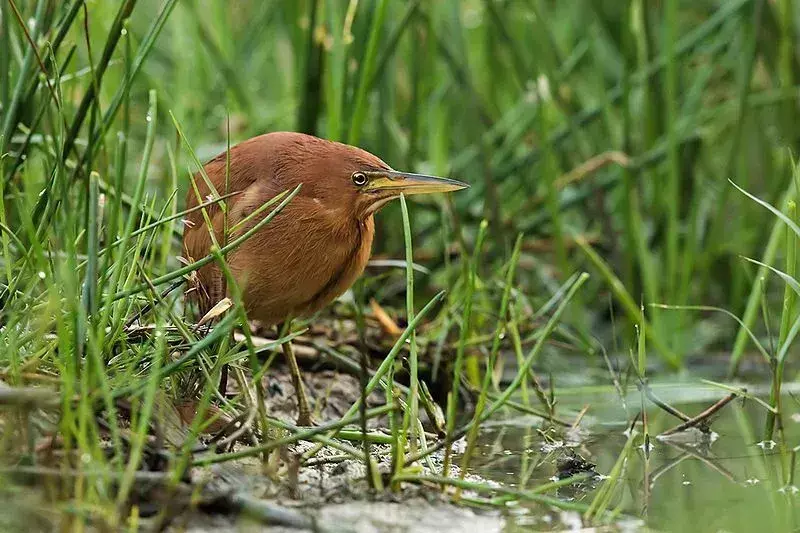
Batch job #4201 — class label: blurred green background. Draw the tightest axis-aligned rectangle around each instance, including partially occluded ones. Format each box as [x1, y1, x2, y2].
[3, 0, 799, 371]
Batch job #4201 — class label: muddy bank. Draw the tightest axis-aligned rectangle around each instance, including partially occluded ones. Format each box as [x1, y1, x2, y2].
[159, 364, 505, 532]
[160, 438, 506, 532]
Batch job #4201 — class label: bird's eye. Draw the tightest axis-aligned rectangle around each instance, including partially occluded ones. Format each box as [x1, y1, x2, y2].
[352, 172, 368, 186]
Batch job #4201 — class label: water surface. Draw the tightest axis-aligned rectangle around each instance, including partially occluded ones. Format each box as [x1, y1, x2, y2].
[466, 379, 800, 532]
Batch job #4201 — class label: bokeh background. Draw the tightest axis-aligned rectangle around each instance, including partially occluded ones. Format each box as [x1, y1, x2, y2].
[3, 0, 798, 371]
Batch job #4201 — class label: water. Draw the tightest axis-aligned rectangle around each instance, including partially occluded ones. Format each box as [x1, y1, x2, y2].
[466, 380, 800, 532]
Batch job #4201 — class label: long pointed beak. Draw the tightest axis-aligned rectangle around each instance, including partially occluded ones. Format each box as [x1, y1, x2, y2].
[364, 170, 469, 196]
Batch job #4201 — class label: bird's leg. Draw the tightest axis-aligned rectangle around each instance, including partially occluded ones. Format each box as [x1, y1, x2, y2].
[218, 362, 229, 398]
[282, 341, 313, 426]
[279, 321, 314, 426]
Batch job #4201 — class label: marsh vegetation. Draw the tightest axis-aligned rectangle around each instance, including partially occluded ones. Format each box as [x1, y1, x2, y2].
[1, 1, 800, 531]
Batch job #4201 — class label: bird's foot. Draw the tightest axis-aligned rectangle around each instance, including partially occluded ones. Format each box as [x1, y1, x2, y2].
[296, 410, 316, 427]
[297, 384, 317, 427]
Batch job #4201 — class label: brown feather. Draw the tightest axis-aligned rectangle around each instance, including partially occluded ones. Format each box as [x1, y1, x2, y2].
[182, 132, 388, 325]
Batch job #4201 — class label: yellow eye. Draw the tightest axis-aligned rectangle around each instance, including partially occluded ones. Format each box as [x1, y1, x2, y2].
[352, 172, 368, 186]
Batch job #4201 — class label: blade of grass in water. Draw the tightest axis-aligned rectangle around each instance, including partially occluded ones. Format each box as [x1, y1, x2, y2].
[405, 272, 589, 465]
[663, 0, 680, 301]
[766, 193, 799, 439]
[652, 304, 770, 363]
[778, 208, 798, 346]
[585, 428, 638, 523]
[456, 233, 523, 497]
[729, 178, 798, 374]
[442, 220, 488, 478]
[575, 235, 679, 367]
[393, 472, 593, 512]
[638, 303, 647, 377]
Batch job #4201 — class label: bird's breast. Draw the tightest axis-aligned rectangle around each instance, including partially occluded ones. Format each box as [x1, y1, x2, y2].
[228, 204, 374, 325]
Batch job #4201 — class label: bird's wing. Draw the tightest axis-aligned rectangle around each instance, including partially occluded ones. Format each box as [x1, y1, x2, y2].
[182, 140, 262, 317]
[181, 133, 304, 318]
[182, 199, 227, 318]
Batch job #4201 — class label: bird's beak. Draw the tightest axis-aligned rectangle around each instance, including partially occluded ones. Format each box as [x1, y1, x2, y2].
[364, 170, 469, 196]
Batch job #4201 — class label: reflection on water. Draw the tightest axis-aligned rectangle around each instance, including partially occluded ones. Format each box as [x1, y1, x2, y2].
[462, 381, 800, 532]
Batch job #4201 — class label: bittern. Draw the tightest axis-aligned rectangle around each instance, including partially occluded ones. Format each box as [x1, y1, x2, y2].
[182, 131, 468, 426]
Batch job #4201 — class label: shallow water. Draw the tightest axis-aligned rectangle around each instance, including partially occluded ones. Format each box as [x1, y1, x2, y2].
[465, 380, 800, 532]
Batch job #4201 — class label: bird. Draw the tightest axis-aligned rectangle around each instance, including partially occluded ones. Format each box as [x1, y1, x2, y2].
[182, 131, 468, 426]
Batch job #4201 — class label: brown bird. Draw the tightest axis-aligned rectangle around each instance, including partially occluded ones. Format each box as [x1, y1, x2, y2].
[182, 131, 468, 425]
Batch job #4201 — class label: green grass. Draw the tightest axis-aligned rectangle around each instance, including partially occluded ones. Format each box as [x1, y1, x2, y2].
[2, 0, 800, 529]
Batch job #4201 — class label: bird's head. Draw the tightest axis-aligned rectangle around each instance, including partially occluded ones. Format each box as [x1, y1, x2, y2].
[296, 137, 469, 221]
[351, 167, 470, 218]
